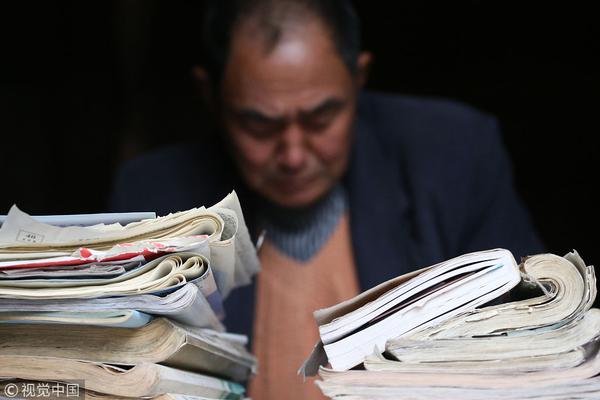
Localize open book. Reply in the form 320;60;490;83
362;250;598;372
302;248;520;372
402;250;596;340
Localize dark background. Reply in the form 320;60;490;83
1;1;598;266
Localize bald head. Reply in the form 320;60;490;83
201;0;362;85
237;1;318;52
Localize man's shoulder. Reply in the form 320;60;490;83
359;90;492;118
359;91;498;144
118;143;199;173
355;91;509;201
358;91;502;166
113;142;205;196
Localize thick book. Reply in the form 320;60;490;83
371;309;600;374
318;341;600;388
0;355;246;399
0;317;256;382
317;371;600;400
302;248;520;372
0;380;224;400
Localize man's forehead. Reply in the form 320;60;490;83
230;96;346;120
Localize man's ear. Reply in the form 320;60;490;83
356;51;373;89
191;65;214;107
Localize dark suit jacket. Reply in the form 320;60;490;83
110;91;544;339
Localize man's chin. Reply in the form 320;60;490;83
263;185;330;209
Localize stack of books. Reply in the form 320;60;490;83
0;192;259;400
302;248;600;399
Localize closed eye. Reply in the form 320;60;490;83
233;110;286;138
299;99;345;132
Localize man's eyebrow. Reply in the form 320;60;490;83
234;108;286;124
301;98;346;116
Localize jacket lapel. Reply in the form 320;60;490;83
345;98;413;291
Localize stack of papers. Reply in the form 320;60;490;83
302;249;600;400
0;191;259;400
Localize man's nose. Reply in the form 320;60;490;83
276;124;307;173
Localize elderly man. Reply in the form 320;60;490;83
111;1;543;398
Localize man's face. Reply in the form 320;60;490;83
219;19;360;208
